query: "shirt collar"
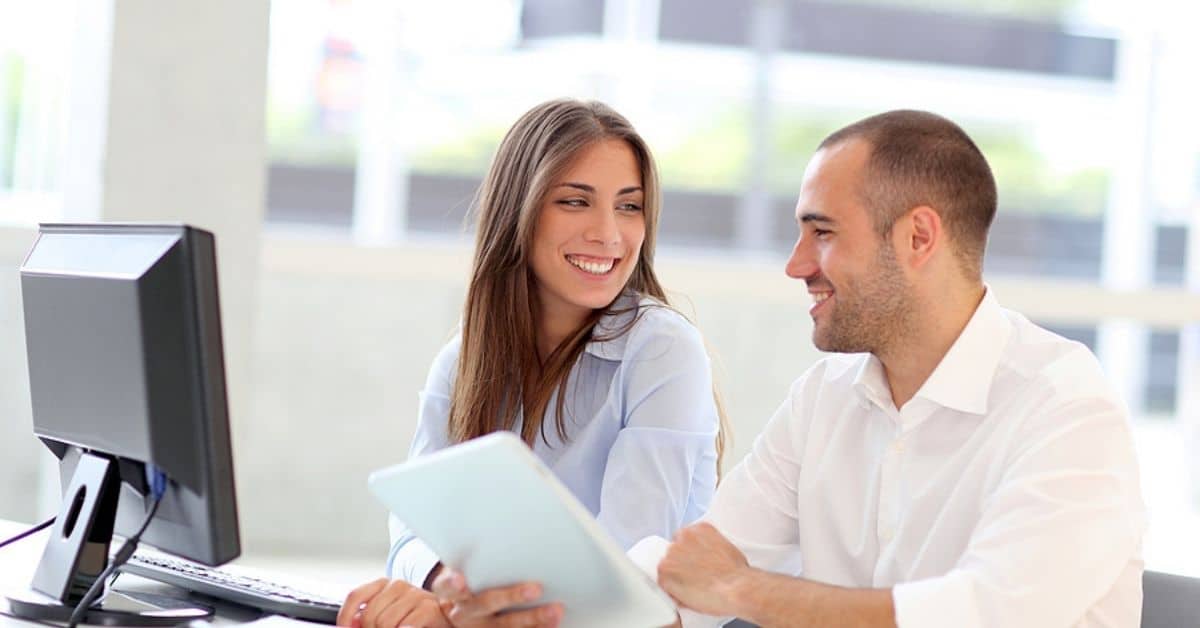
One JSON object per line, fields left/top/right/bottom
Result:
{"left": 914, "top": 286, "right": 1010, "bottom": 414}
{"left": 851, "top": 354, "right": 891, "bottom": 411}
{"left": 583, "top": 292, "right": 644, "bottom": 361}
{"left": 852, "top": 286, "right": 1011, "bottom": 416}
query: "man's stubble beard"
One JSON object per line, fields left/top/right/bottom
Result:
{"left": 812, "top": 241, "right": 917, "bottom": 356}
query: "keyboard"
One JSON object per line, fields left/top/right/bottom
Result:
{"left": 120, "top": 552, "right": 344, "bottom": 624}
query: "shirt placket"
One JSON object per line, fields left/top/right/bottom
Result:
{"left": 879, "top": 402, "right": 936, "bottom": 549}
{"left": 877, "top": 421, "right": 904, "bottom": 547}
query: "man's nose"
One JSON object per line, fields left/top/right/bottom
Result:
{"left": 785, "top": 236, "right": 818, "bottom": 279}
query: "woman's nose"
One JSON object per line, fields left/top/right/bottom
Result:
{"left": 584, "top": 208, "right": 620, "bottom": 245}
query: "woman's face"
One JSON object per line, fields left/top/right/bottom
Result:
{"left": 529, "top": 139, "right": 647, "bottom": 326}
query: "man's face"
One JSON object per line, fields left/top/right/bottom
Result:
{"left": 785, "top": 140, "right": 915, "bottom": 355}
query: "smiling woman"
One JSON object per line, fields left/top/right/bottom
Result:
{"left": 338, "top": 99, "right": 730, "bottom": 628}
{"left": 529, "top": 139, "right": 647, "bottom": 359}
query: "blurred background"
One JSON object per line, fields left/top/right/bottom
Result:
{"left": 0, "top": 0, "right": 1197, "bottom": 586}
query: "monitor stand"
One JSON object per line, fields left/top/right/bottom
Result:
{"left": 4, "top": 452, "right": 213, "bottom": 626}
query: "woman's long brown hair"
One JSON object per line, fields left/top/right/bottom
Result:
{"left": 448, "top": 99, "right": 729, "bottom": 471}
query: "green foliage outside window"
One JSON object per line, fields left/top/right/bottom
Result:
{"left": 272, "top": 99, "right": 1109, "bottom": 219}
{"left": 661, "top": 106, "right": 1110, "bottom": 217}
{"left": 657, "top": 108, "right": 753, "bottom": 193}
{"left": 266, "top": 98, "right": 358, "bottom": 167}
{"left": 408, "top": 125, "right": 508, "bottom": 176}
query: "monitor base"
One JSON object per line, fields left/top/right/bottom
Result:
{"left": 6, "top": 588, "right": 213, "bottom": 626}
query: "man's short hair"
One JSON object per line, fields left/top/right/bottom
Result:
{"left": 820, "top": 110, "right": 997, "bottom": 278}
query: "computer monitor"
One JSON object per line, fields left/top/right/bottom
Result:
{"left": 7, "top": 223, "right": 240, "bottom": 624}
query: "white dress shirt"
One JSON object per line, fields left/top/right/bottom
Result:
{"left": 388, "top": 295, "right": 720, "bottom": 587}
{"left": 635, "top": 288, "right": 1145, "bottom": 627}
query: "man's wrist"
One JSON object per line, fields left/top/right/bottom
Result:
{"left": 720, "top": 566, "right": 767, "bottom": 620}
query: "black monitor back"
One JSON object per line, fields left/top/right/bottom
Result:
{"left": 20, "top": 223, "right": 239, "bottom": 566}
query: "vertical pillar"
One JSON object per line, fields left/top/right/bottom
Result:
{"left": 352, "top": 3, "right": 409, "bottom": 245}
{"left": 43, "top": 0, "right": 270, "bottom": 513}
{"left": 1096, "top": 29, "right": 1157, "bottom": 416}
{"left": 58, "top": 0, "right": 114, "bottom": 223}
{"left": 1183, "top": 219, "right": 1200, "bottom": 503}
{"left": 598, "top": 0, "right": 661, "bottom": 124}
{"left": 0, "top": 55, "right": 8, "bottom": 185}
{"left": 603, "top": 0, "right": 661, "bottom": 42}
{"left": 1155, "top": 2, "right": 1200, "bottom": 506}
{"left": 738, "top": 0, "right": 783, "bottom": 252}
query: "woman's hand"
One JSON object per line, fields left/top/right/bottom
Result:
{"left": 431, "top": 568, "right": 563, "bottom": 628}
{"left": 339, "top": 578, "right": 452, "bottom": 628}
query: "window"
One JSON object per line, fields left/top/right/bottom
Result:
{"left": 0, "top": 2, "right": 73, "bottom": 225}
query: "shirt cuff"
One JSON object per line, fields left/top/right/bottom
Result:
{"left": 628, "top": 535, "right": 670, "bottom": 577}
{"left": 387, "top": 537, "right": 441, "bottom": 588}
{"left": 627, "top": 536, "right": 732, "bottom": 628}
{"left": 893, "top": 572, "right": 982, "bottom": 628}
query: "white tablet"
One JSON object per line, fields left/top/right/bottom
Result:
{"left": 367, "top": 431, "right": 677, "bottom": 628}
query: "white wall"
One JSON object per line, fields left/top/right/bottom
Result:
{"left": 0, "top": 227, "right": 39, "bottom": 523}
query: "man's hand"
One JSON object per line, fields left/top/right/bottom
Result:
{"left": 431, "top": 567, "right": 563, "bottom": 628}
{"left": 338, "top": 578, "right": 451, "bottom": 628}
{"left": 660, "top": 523, "right": 898, "bottom": 628}
{"left": 657, "top": 522, "right": 753, "bottom": 617}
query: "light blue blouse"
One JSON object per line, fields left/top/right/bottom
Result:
{"left": 385, "top": 296, "right": 720, "bottom": 586}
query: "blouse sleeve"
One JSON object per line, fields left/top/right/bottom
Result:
{"left": 595, "top": 312, "right": 721, "bottom": 549}
{"left": 384, "top": 334, "right": 459, "bottom": 586}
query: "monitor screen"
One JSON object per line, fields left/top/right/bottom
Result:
{"left": 20, "top": 223, "right": 240, "bottom": 567}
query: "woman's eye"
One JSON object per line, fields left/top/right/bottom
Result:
{"left": 617, "top": 202, "right": 643, "bottom": 212}
{"left": 558, "top": 198, "right": 587, "bottom": 208}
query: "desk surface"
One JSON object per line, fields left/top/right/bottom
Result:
{"left": 0, "top": 519, "right": 359, "bottom": 627}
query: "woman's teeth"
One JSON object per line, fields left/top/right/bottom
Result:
{"left": 567, "top": 255, "right": 615, "bottom": 275}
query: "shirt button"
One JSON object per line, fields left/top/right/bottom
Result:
{"left": 880, "top": 527, "right": 894, "bottom": 542}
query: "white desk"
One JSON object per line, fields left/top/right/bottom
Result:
{"left": 0, "top": 519, "right": 359, "bottom": 627}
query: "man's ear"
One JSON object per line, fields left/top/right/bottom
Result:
{"left": 902, "top": 205, "right": 941, "bottom": 270}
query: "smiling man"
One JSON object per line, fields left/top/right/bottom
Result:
{"left": 637, "top": 110, "right": 1145, "bottom": 627}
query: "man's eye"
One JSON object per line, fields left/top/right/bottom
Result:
{"left": 814, "top": 229, "right": 832, "bottom": 237}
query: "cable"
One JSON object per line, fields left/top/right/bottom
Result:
{"left": 0, "top": 516, "right": 56, "bottom": 551}
{"left": 66, "top": 467, "right": 167, "bottom": 628}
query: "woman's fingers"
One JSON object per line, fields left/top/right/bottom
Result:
{"left": 373, "top": 587, "right": 429, "bottom": 628}
{"left": 430, "top": 568, "right": 469, "bottom": 603}
{"left": 431, "top": 568, "right": 561, "bottom": 627}
{"left": 339, "top": 578, "right": 388, "bottom": 626}
{"left": 361, "top": 581, "right": 424, "bottom": 628}
{"left": 492, "top": 602, "right": 563, "bottom": 628}
{"left": 398, "top": 588, "right": 453, "bottom": 628}
{"left": 466, "top": 582, "right": 543, "bottom": 616}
